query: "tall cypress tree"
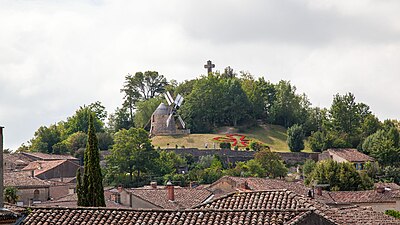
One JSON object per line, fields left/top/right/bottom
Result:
{"left": 77, "top": 112, "right": 105, "bottom": 207}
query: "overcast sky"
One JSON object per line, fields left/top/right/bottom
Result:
{"left": 1, "top": 0, "right": 399, "bottom": 150}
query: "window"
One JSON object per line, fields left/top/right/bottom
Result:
{"left": 33, "top": 190, "right": 40, "bottom": 200}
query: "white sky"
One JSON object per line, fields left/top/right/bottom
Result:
{"left": 1, "top": 0, "right": 400, "bottom": 150}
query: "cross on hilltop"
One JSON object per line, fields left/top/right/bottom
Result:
{"left": 204, "top": 60, "right": 215, "bottom": 74}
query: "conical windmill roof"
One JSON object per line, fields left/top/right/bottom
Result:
{"left": 153, "top": 103, "right": 170, "bottom": 116}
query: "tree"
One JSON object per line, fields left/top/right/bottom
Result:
{"left": 287, "top": 124, "right": 305, "bottom": 152}
{"left": 4, "top": 187, "right": 18, "bottom": 204}
{"left": 306, "top": 160, "right": 372, "bottom": 191}
{"left": 108, "top": 106, "right": 133, "bottom": 133}
{"left": 134, "top": 97, "right": 162, "bottom": 128}
{"left": 269, "top": 80, "right": 309, "bottom": 128}
{"left": 106, "top": 128, "right": 158, "bottom": 185}
{"left": 121, "top": 71, "right": 168, "bottom": 124}
{"left": 77, "top": 113, "right": 105, "bottom": 207}
{"left": 362, "top": 129, "right": 400, "bottom": 166}
{"left": 29, "top": 124, "right": 62, "bottom": 154}
{"left": 64, "top": 105, "right": 104, "bottom": 135}
{"left": 254, "top": 148, "right": 288, "bottom": 178}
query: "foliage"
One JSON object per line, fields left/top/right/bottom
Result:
{"left": 254, "top": 148, "right": 288, "bottom": 178}
{"left": 29, "top": 124, "right": 62, "bottom": 154}
{"left": 4, "top": 187, "right": 18, "bottom": 204}
{"left": 106, "top": 128, "right": 158, "bottom": 186}
{"left": 306, "top": 160, "right": 373, "bottom": 191}
{"left": 308, "top": 131, "right": 325, "bottom": 152}
{"left": 134, "top": 97, "right": 162, "bottom": 128}
{"left": 77, "top": 113, "right": 105, "bottom": 207}
{"left": 108, "top": 106, "right": 133, "bottom": 133}
{"left": 385, "top": 210, "right": 400, "bottom": 219}
{"left": 302, "top": 159, "right": 316, "bottom": 180}
{"left": 287, "top": 124, "right": 305, "bottom": 152}
{"left": 64, "top": 105, "right": 104, "bottom": 135}
{"left": 362, "top": 129, "right": 400, "bottom": 166}
{"left": 219, "top": 142, "right": 231, "bottom": 149}
{"left": 383, "top": 166, "right": 400, "bottom": 184}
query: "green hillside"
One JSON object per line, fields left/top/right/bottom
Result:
{"left": 151, "top": 124, "right": 311, "bottom": 152}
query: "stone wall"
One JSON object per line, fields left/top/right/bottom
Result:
{"left": 164, "top": 148, "right": 319, "bottom": 165}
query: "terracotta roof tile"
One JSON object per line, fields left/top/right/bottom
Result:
{"left": 21, "top": 152, "right": 78, "bottom": 160}
{"left": 22, "top": 160, "right": 74, "bottom": 176}
{"left": 328, "top": 189, "right": 400, "bottom": 204}
{"left": 326, "top": 148, "right": 374, "bottom": 162}
{"left": 324, "top": 206, "right": 400, "bottom": 225}
{"left": 4, "top": 171, "right": 51, "bottom": 187}
{"left": 127, "top": 186, "right": 213, "bottom": 209}
{"left": 21, "top": 207, "right": 317, "bottom": 225}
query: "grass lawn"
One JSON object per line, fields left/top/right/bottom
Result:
{"left": 151, "top": 124, "right": 312, "bottom": 152}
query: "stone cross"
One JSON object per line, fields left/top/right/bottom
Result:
{"left": 204, "top": 60, "right": 215, "bottom": 74}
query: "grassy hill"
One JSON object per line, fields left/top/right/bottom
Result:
{"left": 151, "top": 124, "right": 311, "bottom": 152}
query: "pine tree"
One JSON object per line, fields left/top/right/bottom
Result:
{"left": 77, "top": 112, "right": 105, "bottom": 207}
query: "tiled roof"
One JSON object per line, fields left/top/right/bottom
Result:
{"left": 22, "top": 160, "right": 72, "bottom": 176}
{"left": 127, "top": 186, "right": 213, "bottom": 209}
{"left": 326, "top": 148, "right": 374, "bottom": 162}
{"left": 21, "top": 207, "right": 321, "bottom": 225}
{"left": 36, "top": 193, "right": 127, "bottom": 208}
{"left": 21, "top": 152, "right": 78, "bottom": 161}
{"left": 375, "top": 182, "right": 400, "bottom": 190}
{"left": 324, "top": 206, "right": 400, "bottom": 225}
{"left": 4, "top": 171, "right": 51, "bottom": 187}
{"left": 210, "top": 176, "right": 334, "bottom": 203}
{"left": 196, "top": 190, "right": 310, "bottom": 210}
{"left": 4, "top": 153, "right": 32, "bottom": 165}
{"left": 196, "top": 189, "right": 400, "bottom": 225}
{"left": 327, "top": 189, "right": 400, "bottom": 204}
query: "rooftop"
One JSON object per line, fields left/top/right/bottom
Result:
{"left": 22, "top": 159, "right": 79, "bottom": 176}
{"left": 126, "top": 186, "right": 213, "bottom": 209}
{"left": 21, "top": 152, "right": 78, "bottom": 161}
{"left": 326, "top": 148, "right": 375, "bottom": 162}
{"left": 4, "top": 171, "right": 51, "bottom": 188}
{"left": 21, "top": 207, "right": 327, "bottom": 225}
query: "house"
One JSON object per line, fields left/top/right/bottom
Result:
{"left": 35, "top": 193, "right": 125, "bottom": 208}
{"left": 21, "top": 189, "right": 400, "bottom": 224}
{"left": 21, "top": 159, "right": 80, "bottom": 180}
{"left": 20, "top": 152, "right": 80, "bottom": 165}
{"left": 118, "top": 181, "right": 213, "bottom": 209}
{"left": 3, "top": 153, "right": 32, "bottom": 172}
{"left": 4, "top": 171, "right": 51, "bottom": 206}
{"left": 325, "top": 187, "right": 400, "bottom": 212}
{"left": 319, "top": 148, "right": 374, "bottom": 170}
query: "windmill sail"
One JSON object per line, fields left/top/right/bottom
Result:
{"left": 177, "top": 115, "right": 186, "bottom": 129}
{"left": 174, "top": 94, "right": 184, "bottom": 107}
{"left": 166, "top": 113, "right": 173, "bottom": 127}
{"left": 165, "top": 91, "right": 174, "bottom": 105}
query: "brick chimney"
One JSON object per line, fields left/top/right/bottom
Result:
{"left": 166, "top": 181, "right": 174, "bottom": 201}
{"left": 315, "top": 186, "right": 322, "bottom": 196}
{"left": 0, "top": 126, "right": 4, "bottom": 208}
{"left": 376, "top": 187, "right": 385, "bottom": 193}
{"left": 150, "top": 181, "right": 157, "bottom": 189}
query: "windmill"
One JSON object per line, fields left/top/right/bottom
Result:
{"left": 150, "top": 91, "right": 190, "bottom": 136}
{"left": 164, "top": 91, "right": 186, "bottom": 129}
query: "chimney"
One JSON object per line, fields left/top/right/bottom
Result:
{"left": 150, "top": 181, "right": 157, "bottom": 189}
{"left": 117, "top": 185, "right": 123, "bottom": 193}
{"left": 0, "top": 126, "right": 4, "bottom": 208}
{"left": 315, "top": 186, "right": 322, "bottom": 196}
{"left": 31, "top": 170, "right": 34, "bottom": 177}
{"left": 376, "top": 187, "right": 385, "bottom": 193}
{"left": 239, "top": 181, "right": 250, "bottom": 190}
{"left": 167, "top": 181, "right": 174, "bottom": 201}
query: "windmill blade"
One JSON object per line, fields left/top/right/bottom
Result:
{"left": 166, "top": 91, "right": 174, "bottom": 105}
{"left": 174, "top": 94, "right": 184, "bottom": 107}
{"left": 166, "top": 113, "right": 173, "bottom": 127}
{"left": 164, "top": 93, "right": 173, "bottom": 105}
{"left": 177, "top": 115, "right": 186, "bottom": 129}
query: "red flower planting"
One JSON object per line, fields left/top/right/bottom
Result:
{"left": 213, "top": 134, "right": 251, "bottom": 147}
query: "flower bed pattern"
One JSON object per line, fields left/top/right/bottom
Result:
{"left": 213, "top": 134, "right": 251, "bottom": 147}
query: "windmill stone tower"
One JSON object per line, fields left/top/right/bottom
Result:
{"left": 150, "top": 92, "right": 190, "bottom": 136}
